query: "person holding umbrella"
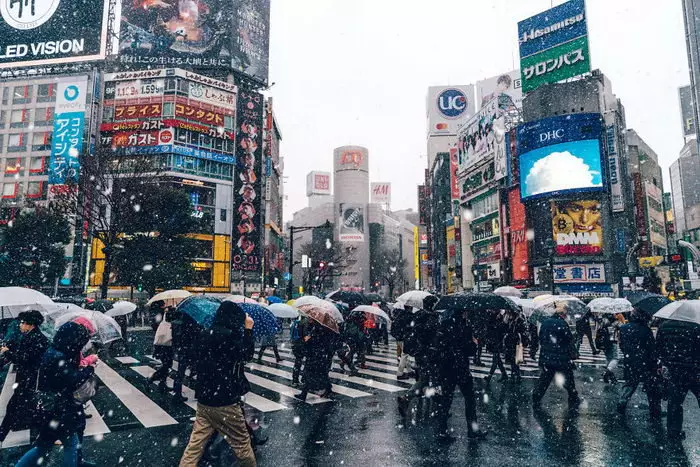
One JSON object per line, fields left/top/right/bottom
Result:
{"left": 0, "top": 310, "right": 49, "bottom": 445}
{"left": 179, "top": 301, "right": 257, "bottom": 467}
{"left": 595, "top": 315, "right": 621, "bottom": 385}
{"left": 485, "top": 312, "right": 509, "bottom": 384}
{"left": 295, "top": 311, "right": 338, "bottom": 401}
{"left": 504, "top": 309, "right": 529, "bottom": 384}
{"left": 169, "top": 308, "right": 202, "bottom": 403}
{"left": 575, "top": 308, "right": 599, "bottom": 355}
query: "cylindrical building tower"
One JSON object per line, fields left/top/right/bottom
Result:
{"left": 334, "top": 146, "right": 370, "bottom": 289}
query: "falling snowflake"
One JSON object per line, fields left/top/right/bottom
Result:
{"left": 170, "top": 437, "right": 179, "bottom": 447}
{"left": 293, "top": 416, "right": 300, "bottom": 425}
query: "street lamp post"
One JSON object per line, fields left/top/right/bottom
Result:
{"left": 544, "top": 237, "right": 556, "bottom": 295}
{"left": 286, "top": 220, "right": 332, "bottom": 300}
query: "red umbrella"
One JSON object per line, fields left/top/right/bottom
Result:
{"left": 301, "top": 305, "right": 340, "bottom": 334}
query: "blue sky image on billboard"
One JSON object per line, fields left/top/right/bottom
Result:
{"left": 520, "top": 139, "right": 602, "bottom": 199}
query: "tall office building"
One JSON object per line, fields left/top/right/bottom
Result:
{"left": 682, "top": 0, "right": 700, "bottom": 146}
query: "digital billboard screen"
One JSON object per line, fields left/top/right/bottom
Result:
{"left": 517, "top": 113, "right": 603, "bottom": 200}
{"left": 552, "top": 199, "right": 603, "bottom": 256}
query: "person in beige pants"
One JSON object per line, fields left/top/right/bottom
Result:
{"left": 179, "top": 301, "right": 256, "bottom": 467}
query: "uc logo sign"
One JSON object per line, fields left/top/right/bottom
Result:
{"left": 437, "top": 89, "right": 467, "bottom": 119}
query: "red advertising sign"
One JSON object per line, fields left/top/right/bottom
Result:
{"left": 175, "top": 103, "right": 225, "bottom": 126}
{"left": 101, "top": 131, "right": 159, "bottom": 148}
{"left": 114, "top": 104, "right": 162, "bottom": 120}
{"left": 100, "top": 119, "right": 234, "bottom": 140}
{"left": 450, "top": 148, "right": 460, "bottom": 201}
{"left": 314, "top": 174, "right": 330, "bottom": 191}
{"left": 508, "top": 188, "right": 530, "bottom": 281}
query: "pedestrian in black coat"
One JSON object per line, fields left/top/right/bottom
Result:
{"left": 433, "top": 309, "right": 487, "bottom": 442}
{"left": 575, "top": 309, "right": 599, "bottom": 354}
{"left": 485, "top": 313, "right": 509, "bottom": 383}
{"left": 168, "top": 308, "right": 202, "bottom": 402}
{"left": 656, "top": 318, "right": 700, "bottom": 440}
{"left": 0, "top": 311, "right": 49, "bottom": 443}
{"left": 504, "top": 311, "right": 529, "bottom": 383}
{"left": 617, "top": 310, "right": 661, "bottom": 417}
{"left": 15, "top": 321, "right": 95, "bottom": 467}
{"left": 296, "top": 322, "right": 336, "bottom": 401}
{"left": 532, "top": 309, "right": 581, "bottom": 408}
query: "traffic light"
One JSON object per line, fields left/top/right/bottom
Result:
{"left": 319, "top": 261, "right": 326, "bottom": 269}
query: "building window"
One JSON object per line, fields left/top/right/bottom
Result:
{"left": 224, "top": 115, "right": 234, "bottom": 130}
{"left": 29, "top": 157, "right": 46, "bottom": 174}
{"left": 5, "top": 158, "right": 22, "bottom": 175}
{"left": 2, "top": 183, "right": 18, "bottom": 199}
{"left": 34, "top": 107, "right": 54, "bottom": 126}
{"left": 26, "top": 182, "right": 44, "bottom": 199}
{"left": 163, "top": 102, "right": 174, "bottom": 117}
{"left": 102, "top": 106, "right": 114, "bottom": 122}
{"left": 220, "top": 209, "right": 227, "bottom": 222}
{"left": 2, "top": 87, "right": 8, "bottom": 105}
{"left": 12, "top": 85, "right": 32, "bottom": 104}
{"left": 32, "top": 132, "right": 52, "bottom": 151}
{"left": 165, "top": 78, "right": 177, "bottom": 92}
{"left": 7, "top": 133, "right": 26, "bottom": 152}
{"left": 10, "top": 109, "right": 30, "bottom": 128}
{"left": 0, "top": 110, "right": 5, "bottom": 129}
{"left": 37, "top": 84, "right": 55, "bottom": 103}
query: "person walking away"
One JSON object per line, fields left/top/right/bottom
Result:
{"left": 433, "top": 308, "right": 487, "bottom": 442}
{"left": 179, "top": 301, "right": 256, "bottom": 467}
{"left": 504, "top": 310, "right": 529, "bottom": 384}
{"left": 169, "top": 308, "right": 202, "bottom": 403}
{"left": 114, "top": 314, "right": 129, "bottom": 351}
{"left": 575, "top": 309, "right": 599, "bottom": 354}
{"left": 0, "top": 311, "right": 49, "bottom": 445}
{"left": 148, "top": 306, "right": 175, "bottom": 393}
{"left": 656, "top": 315, "right": 700, "bottom": 440}
{"left": 149, "top": 300, "right": 166, "bottom": 332}
{"left": 364, "top": 313, "right": 377, "bottom": 354}
{"left": 596, "top": 315, "right": 620, "bottom": 384}
{"left": 617, "top": 308, "right": 661, "bottom": 418}
{"left": 15, "top": 321, "right": 97, "bottom": 467}
{"left": 338, "top": 311, "right": 364, "bottom": 376}
{"left": 528, "top": 321, "right": 539, "bottom": 361}
{"left": 472, "top": 318, "right": 487, "bottom": 366}
{"left": 391, "top": 305, "right": 414, "bottom": 380}
{"left": 296, "top": 322, "right": 335, "bottom": 401}
{"left": 485, "top": 312, "right": 509, "bottom": 383}
{"left": 257, "top": 327, "right": 282, "bottom": 363}
{"left": 532, "top": 306, "right": 582, "bottom": 409}
{"left": 290, "top": 316, "right": 307, "bottom": 386}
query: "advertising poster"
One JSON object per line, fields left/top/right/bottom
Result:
{"left": 508, "top": 188, "right": 530, "bottom": 281}
{"left": 457, "top": 98, "right": 506, "bottom": 173}
{"left": 604, "top": 113, "right": 624, "bottom": 212}
{"left": 339, "top": 204, "right": 365, "bottom": 242}
{"left": 476, "top": 69, "right": 523, "bottom": 111}
{"left": 306, "top": 171, "right": 331, "bottom": 196}
{"left": 518, "top": 113, "right": 603, "bottom": 200}
{"left": 231, "top": 0, "right": 271, "bottom": 84}
{"left": 427, "top": 85, "right": 475, "bottom": 136}
{"left": 551, "top": 199, "right": 603, "bottom": 255}
{"left": 678, "top": 85, "right": 696, "bottom": 138}
{"left": 0, "top": 0, "right": 108, "bottom": 69}
{"left": 535, "top": 263, "right": 606, "bottom": 283}
{"left": 517, "top": 0, "right": 590, "bottom": 93}
{"left": 370, "top": 182, "right": 391, "bottom": 205}
{"left": 233, "top": 90, "right": 264, "bottom": 273}
{"left": 49, "top": 77, "right": 88, "bottom": 185}
{"left": 414, "top": 227, "right": 420, "bottom": 281}
{"left": 449, "top": 148, "right": 460, "bottom": 201}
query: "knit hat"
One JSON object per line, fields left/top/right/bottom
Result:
{"left": 18, "top": 310, "right": 44, "bottom": 326}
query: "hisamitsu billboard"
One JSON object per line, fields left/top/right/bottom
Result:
{"left": 0, "top": 0, "right": 109, "bottom": 69}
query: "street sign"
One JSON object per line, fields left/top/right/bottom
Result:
{"left": 283, "top": 272, "right": 291, "bottom": 281}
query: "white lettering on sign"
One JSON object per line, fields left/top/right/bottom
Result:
{"left": 520, "top": 13, "right": 585, "bottom": 44}
{"left": 557, "top": 231, "right": 599, "bottom": 246}
{"left": 539, "top": 129, "right": 564, "bottom": 142}
{"left": 371, "top": 182, "right": 391, "bottom": 204}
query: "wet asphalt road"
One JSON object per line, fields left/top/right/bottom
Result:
{"left": 1, "top": 329, "right": 699, "bottom": 467}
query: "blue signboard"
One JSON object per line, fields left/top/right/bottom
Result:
{"left": 113, "top": 145, "right": 235, "bottom": 164}
{"left": 49, "top": 79, "right": 88, "bottom": 185}
{"left": 517, "top": 113, "right": 604, "bottom": 200}
{"left": 518, "top": 0, "right": 587, "bottom": 60}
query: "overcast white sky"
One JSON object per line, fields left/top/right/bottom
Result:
{"left": 267, "top": 0, "right": 689, "bottom": 222}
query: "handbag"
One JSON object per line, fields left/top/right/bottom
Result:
{"left": 515, "top": 343, "right": 525, "bottom": 365}
{"left": 154, "top": 318, "right": 173, "bottom": 347}
{"left": 73, "top": 375, "right": 98, "bottom": 404}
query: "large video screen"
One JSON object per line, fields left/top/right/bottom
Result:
{"left": 517, "top": 113, "right": 603, "bottom": 200}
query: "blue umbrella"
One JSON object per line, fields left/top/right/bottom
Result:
{"left": 177, "top": 296, "right": 221, "bottom": 329}
{"left": 266, "top": 296, "right": 283, "bottom": 304}
{"left": 239, "top": 303, "right": 281, "bottom": 338}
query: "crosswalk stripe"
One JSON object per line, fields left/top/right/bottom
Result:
{"left": 363, "top": 353, "right": 400, "bottom": 364}
{"left": 0, "top": 366, "right": 30, "bottom": 448}
{"left": 247, "top": 363, "right": 371, "bottom": 399}
{"left": 244, "top": 372, "right": 331, "bottom": 404}
{"left": 114, "top": 356, "right": 140, "bottom": 365}
{"left": 83, "top": 401, "right": 111, "bottom": 437}
{"left": 131, "top": 366, "right": 197, "bottom": 411}
{"left": 94, "top": 363, "right": 178, "bottom": 428}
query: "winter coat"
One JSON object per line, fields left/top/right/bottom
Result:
{"left": 194, "top": 302, "right": 254, "bottom": 407}
{"left": 342, "top": 318, "right": 366, "bottom": 347}
{"left": 538, "top": 315, "right": 576, "bottom": 370}
{"left": 619, "top": 319, "right": 657, "bottom": 372}
{"left": 575, "top": 310, "right": 594, "bottom": 333}
{"left": 168, "top": 309, "right": 202, "bottom": 360}
{"left": 504, "top": 315, "right": 529, "bottom": 362}
{"left": 408, "top": 309, "right": 440, "bottom": 366}
{"left": 37, "top": 322, "right": 94, "bottom": 433}
{"left": 390, "top": 308, "right": 411, "bottom": 341}
{"left": 4, "top": 327, "right": 49, "bottom": 393}
{"left": 656, "top": 319, "right": 700, "bottom": 371}
{"left": 302, "top": 323, "right": 336, "bottom": 391}
{"left": 433, "top": 309, "right": 477, "bottom": 381}
{"left": 485, "top": 319, "right": 508, "bottom": 353}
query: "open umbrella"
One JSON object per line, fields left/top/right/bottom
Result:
{"left": 494, "top": 286, "right": 522, "bottom": 298}
{"left": 364, "top": 293, "right": 384, "bottom": 304}
{"left": 177, "top": 296, "right": 221, "bottom": 329}
{"left": 238, "top": 303, "right": 281, "bottom": 338}
{"left": 326, "top": 290, "right": 368, "bottom": 307}
{"left": 297, "top": 301, "right": 344, "bottom": 323}
{"left": 266, "top": 296, "right": 283, "bottom": 304}
{"left": 106, "top": 301, "right": 138, "bottom": 318}
{"left": 293, "top": 295, "right": 324, "bottom": 308}
{"left": 147, "top": 290, "right": 192, "bottom": 306}
{"left": 653, "top": 300, "right": 700, "bottom": 324}
{"left": 626, "top": 292, "right": 671, "bottom": 316}
{"left": 435, "top": 293, "right": 520, "bottom": 314}
{"left": 302, "top": 305, "right": 340, "bottom": 334}
{"left": 351, "top": 305, "right": 391, "bottom": 322}
{"left": 505, "top": 297, "right": 536, "bottom": 317}
{"left": 49, "top": 310, "right": 122, "bottom": 344}
{"left": 0, "top": 287, "right": 54, "bottom": 319}
{"left": 588, "top": 297, "right": 633, "bottom": 314}
{"left": 222, "top": 294, "right": 258, "bottom": 304}
{"left": 267, "top": 303, "right": 299, "bottom": 319}
{"left": 531, "top": 295, "right": 586, "bottom": 322}
{"left": 396, "top": 290, "right": 433, "bottom": 309}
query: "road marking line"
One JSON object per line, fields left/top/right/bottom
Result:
{"left": 0, "top": 366, "right": 30, "bottom": 448}
{"left": 114, "top": 356, "right": 140, "bottom": 364}
{"left": 94, "top": 363, "right": 178, "bottom": 428}
{"left": 83, "top": 401, "right": 111, "bottom": 436}
{"left": 248, "top": 363, "right": 371, "bottom": 398}
{"left": 244, "top": 372, "right": 330, "bottom": 404}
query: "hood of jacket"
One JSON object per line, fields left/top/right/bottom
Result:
{"left": 52, "top": 321, "right": 90, "bottom": 358}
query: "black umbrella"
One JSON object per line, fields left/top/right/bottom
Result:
{"left": 365, "top": 293, "right": 383, "bottom": 303}
{"left": 435, "top": 293, "right": 519, "bottom": 313}
{"left": 326, "top": 290, "right": 368, "bottom": 308}
{"left": 626, "top": 292, "right": 671, "bottom": 316}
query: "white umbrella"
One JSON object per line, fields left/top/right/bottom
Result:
{"left": 106, "top": 301, "right": 138, "bottom": 318}
{"left": 531, "top": 295, "right": 586, "bottom": 322}
{"left": 654, "top": 300, "right": 700, "bottom": 324}
{"left": 146, "top": 290, "right": 192, "bottom": 306}
{"left": 505, "top": 297, "right": 536, "bottom": 317}
{"left": 396, "top": 290, "right": 432, "bottom": 309}
{"left": 222, "top": 294, "right": 258, "bottom": 304}
{"left": 352, "top": 305, "right": 391, "bottom": 322}
{"left": 0, "top": 287, "right": 54, "bottom": 319}
{"left": 293, "top": 295, "right": 325, "bottom": 308}
{"left": 49, "top": 310, "right": 122, "bottom": 344}
{"left": 268, "top": 303, "right": 299, "bottom": 319}
{"left": 588, "top": 297, "right": 633, "bottom": 314}
{"left": 297, "top": 300, "right": 344, "bottom": 323}
{"left": 494, "top": 286, "right": 522, "bottom": 298}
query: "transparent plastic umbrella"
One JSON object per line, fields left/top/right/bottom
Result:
{"left": 396, "top": 290, "right": 433, "bottom": 309}
{"left": 296, "top": 299, "right": 344, "bottom": 323}
{"left": 146, "top": 290, "right": 192, "bottom": 306}
{"left": 494, "top": 286, "right": 522, "bottom": 298}
{"left": 351, "top": 305, "right": 391, "bottom": 322}
{"left": 588, "top": 297, "right": 633, "bottom": 314}
{"left": 105, "top": 301, "right": 138, "bottom": 317}
{"left": 0, "top": 287, "right": 54, "bottom": 319}
{"left": 654, "top": 300, "right": 700, "bottom": 324}
{"left": 267, "top": 303, "right": 299, "bottom": 319}
{"left": 49, "top": 310, "right": 122, "bottom": 344}
{"left": 222, "top": 294, "right": 258, "bottom": 304}
{"left": 301, "top": 305, "right": 340, "bottom": 334}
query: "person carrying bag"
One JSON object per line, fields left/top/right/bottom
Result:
{"left": 148, "top": 307, "right": 175, "bottom": 392}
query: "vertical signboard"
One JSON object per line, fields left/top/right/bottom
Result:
{"left": 339, "top": 204, "right": 365, "bottom": 242}
{"left": 604, "top": 114, "right": 624, "bottom": 212}
{"left": 232, "top": 0, "right": 271, "bottom": 84}
{"left": 370, "top": 182, "right": 391, "bottom": 205}
{"left": 414, "top": 227, "right": 420, "bottom": 281}
{"left": 551, "top": 199, "right": 603, "bottom": 255}
{"left": 508, "top": 188, "right": 530, "bottom": 281}
{"left": 49, "top": 77, "right": 88, "bottom": 185}
{"left": 518, "top": 0, "right": 591, "bottom": 93}
{"left": 233, "top": 91, "right": 264, "bottom": 274}
{"left": 449, "top": 148, "right": 460, "bottom": 201}
{"left": 457, "top": 98, "right": 506, "bottom": 173}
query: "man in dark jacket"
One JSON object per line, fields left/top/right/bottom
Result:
{"left": 485, "top": 313, "right": 509, "bottom": 383}
{"left": 169, "top": 309, "right": 202, "bottom": 403}
{"left": 180, "top": 301, "right": 256, "bottom": 467}
{"left": 656, "top": 318, "right": 700, "bottom": 440}
{"left": 532, "top": 308, "right": 581, "bottom": 408}
{"left": 0, "top": 310, "right": 49, "bottom": 443}
{"left": 617, "top": 309, "right": 661, "bottom": 417}
{"left": 433, "top": 309, "right": 487, "bottom": 442}
{"left": 575, "top": 309, "right": 599, "bottom": 354}
{"left": 15, "top": 321, "right": 96, "bottom": 467}
{"left": 391, "top": 305, "right": 415, "bottom": 379}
